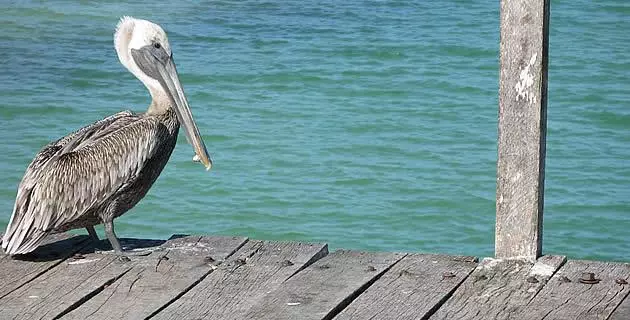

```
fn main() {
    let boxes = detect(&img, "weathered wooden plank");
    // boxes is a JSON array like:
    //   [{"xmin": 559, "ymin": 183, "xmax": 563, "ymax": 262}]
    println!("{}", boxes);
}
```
[
  {"xmin": 335, "ymin": 254, "xmax": 478, "ymax": 320},
  {"xmin": 512, "ymin": 259, "xmax": 630, "ymax": 320},
  {"xmin": 242, "ymin": 250, "xmax": 405, "ymax": 320},
  {"xmin": 0, "ymin": 250, "xmax": 134, "ymax": 319},
  {"xmin": 0, "ymin": 233, "xmax": 89, "ymax": 298},
  {"xmin": 63, "ymin": 235, "xmax": 248, "ymax": 320},
  {"xmin": 431, "ymin": 255, "xmax": 566, "ymax": 319},
  {"xmin": 495, "ymin": 0, "xmax": 551, "ymax": 259},
  {"xmin": 152, "ymin": 240, "xmax": 329, "ymax": 320},
  {"xmin": 609, "ymin": 290, "xmax": 630, "ymax": 320}
]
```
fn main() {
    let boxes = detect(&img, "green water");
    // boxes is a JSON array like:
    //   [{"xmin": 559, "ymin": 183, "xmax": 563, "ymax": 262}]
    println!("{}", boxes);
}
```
[{"xmin": 0, "ymin": 1, "xmax": 628, "ymax": 262}]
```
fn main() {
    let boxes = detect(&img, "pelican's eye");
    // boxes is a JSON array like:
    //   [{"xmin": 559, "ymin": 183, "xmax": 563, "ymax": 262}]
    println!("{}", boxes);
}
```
[{"xmin": 153, "ymin": 42, "xmax": 161, "ymax": 49}]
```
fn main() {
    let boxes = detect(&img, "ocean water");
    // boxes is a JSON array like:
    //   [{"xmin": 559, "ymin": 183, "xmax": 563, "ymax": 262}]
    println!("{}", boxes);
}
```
[{"xmin": 0, "ymin": 0, "xmax": 628, "ymax": 262}]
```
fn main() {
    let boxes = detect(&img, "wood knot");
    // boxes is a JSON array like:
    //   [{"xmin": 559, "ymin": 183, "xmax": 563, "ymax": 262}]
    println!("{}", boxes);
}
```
[
  {"xmin": 474, "ymin": 274, "xmax": 487, "ymax": 282},
  {"xmin": 399, "ymin": 269, "xmax": 414, "ymax": 277},
  {"xmin": 442, "ymin": 272, "xmax": 456, "ymax": 279},
  {"xmin": 366, "ymin": 265, "xmax": 376, "ymax": 272},
  {"xmin": 280, "ymin": 260, "xmax": 294, "ymax": 267}
]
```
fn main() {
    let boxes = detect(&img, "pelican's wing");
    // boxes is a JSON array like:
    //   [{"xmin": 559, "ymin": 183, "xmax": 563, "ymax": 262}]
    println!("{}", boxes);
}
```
[
  {"xmin": 52, "ymin": 111, "xmax": 134, "ymax": 148},
  {"xmin": 2, "ymin": 112, "xmax": 167, "ymax": 255},
  {"xmin": 20, "ymin": 111, "xmax": 134, "ymax": 179}
]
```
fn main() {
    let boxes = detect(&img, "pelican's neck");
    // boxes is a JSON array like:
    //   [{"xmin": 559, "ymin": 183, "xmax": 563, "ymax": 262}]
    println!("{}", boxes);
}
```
[{"xmin": 146, "ymin": 86, "xmax": 172, "ymax": 115}]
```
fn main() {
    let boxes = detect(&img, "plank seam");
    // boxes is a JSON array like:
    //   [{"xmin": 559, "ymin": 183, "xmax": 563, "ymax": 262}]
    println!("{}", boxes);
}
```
[
  {"xmin": 527, "ymin": 257, "xmax": 569, "ymax": 305},
  {"xmin": 0, "ymin": 235, "xmax": 91, "ymax": 300},
  {"xmin": 283, "ymin": 243, "xmax": 330, "ymax": 283},
  {"xmin": 143, "ymin": 238, "xmax": 251, "ymax": 320},
  {"xmin": 142, "ymin": 263, "xmax": 217, "ymax": 319},
  {"xmin": 51, "ymin": 266, "xmax": 133, "ymax": 319},
  {"xmin": 320, "ymin": 253, "xmax": 408, "ymax": 320},
  {"xmin": 605, "ymin": 285, "xmax": 630, "ymax": 320},
  {"xmin": 419, "ymin": 260, "xmax": 478, "ymax": 320},
  {"xmin": 83, "ymin": 267, "xmax": 137, "ymax": 319},
  {"xmin": 225, "ymin": 237, "xmax": 250, "ymax": 259},
  {"xmin": 522, "ymin": 256, "xmax": 568, "ymax": 306}
]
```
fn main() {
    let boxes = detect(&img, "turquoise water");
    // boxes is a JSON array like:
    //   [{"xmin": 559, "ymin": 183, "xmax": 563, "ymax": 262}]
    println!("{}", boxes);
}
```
[{"xmin": 0, "ymin": 1, "xmax": 628, "ymax": 262}]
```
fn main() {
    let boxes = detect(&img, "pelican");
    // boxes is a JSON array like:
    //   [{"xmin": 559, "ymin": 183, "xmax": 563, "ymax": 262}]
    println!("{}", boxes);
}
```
[{"xmin": 1, "ymin": 17, "xmax": 212, "ymax": 256}]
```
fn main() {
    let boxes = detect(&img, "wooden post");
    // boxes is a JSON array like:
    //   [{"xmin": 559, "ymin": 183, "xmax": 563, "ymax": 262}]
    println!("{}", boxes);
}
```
[{"xmin": 495, "ymin": 0, "xmax": 550, "ymax": 260}]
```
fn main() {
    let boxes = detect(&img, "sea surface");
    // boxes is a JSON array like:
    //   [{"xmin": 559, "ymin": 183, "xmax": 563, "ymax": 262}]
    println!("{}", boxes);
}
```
[{"xmin": 0, "ymin": 0, "xmax": 628, "ymax": 262}]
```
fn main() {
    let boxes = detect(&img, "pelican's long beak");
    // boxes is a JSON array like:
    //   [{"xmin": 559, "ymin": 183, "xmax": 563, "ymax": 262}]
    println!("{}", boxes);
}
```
[
  {"xmin": 132, "ymin": 46, "xmax": 212, "ymax": 170},
  {"xmin": 157, "ymin": 57, "xmax": 212, "ymax": 170}
]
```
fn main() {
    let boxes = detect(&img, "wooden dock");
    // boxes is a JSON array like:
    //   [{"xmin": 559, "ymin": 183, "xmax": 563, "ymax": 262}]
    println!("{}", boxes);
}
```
[
  {"xmin": 1, "ymin": 233, "xmax": 628, "ymax": 320},
  {"xmin": 2, "ymin": 0, "xmax": 627, "ymax": 319}
]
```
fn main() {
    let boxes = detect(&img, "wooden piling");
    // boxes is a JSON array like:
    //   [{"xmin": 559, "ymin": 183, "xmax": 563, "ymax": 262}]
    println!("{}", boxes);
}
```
[{"xmin": 495, "ymin": 0, "xmax": 551, "ymax": 259}]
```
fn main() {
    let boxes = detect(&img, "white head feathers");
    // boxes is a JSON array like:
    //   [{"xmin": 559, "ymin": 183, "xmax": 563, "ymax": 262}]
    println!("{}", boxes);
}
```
[{"xmin": 114, "ymin": 16, "xmax": 172, "ymax": 96}]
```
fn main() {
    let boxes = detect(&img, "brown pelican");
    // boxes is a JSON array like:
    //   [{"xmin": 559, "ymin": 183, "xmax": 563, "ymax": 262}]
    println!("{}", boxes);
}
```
[{"xmin": 1, "ymin": 17, "xmax": 212, "ymax": 256}]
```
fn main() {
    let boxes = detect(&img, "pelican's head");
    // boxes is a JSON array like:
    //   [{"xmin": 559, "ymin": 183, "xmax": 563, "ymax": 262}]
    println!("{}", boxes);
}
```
[{"xmin": 114, "ymin": 16, "xmax": 212, "ymax": 170}]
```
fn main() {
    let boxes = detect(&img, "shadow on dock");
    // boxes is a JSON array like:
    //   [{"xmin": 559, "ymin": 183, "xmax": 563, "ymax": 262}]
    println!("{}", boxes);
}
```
[{"xmin": 4, "ymin": 233, "xmax": 167, "ymax": 262}]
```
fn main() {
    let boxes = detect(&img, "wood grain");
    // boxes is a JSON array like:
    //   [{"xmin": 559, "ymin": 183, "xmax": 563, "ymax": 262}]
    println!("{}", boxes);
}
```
[
  {"xmin": 513, "ymin": 259, "xmax": 630, "ymax": 319},
  {"xmin": 243, "ymin": 249, "xmax": 405, "ymax": 320},
  {"xmin": 2, "ymin": 234, "xmax": 626, "ymax": 320},
  {"xmin": 0, "ymin": 252, "xmax": 133, "ymax": 320},
  {"xmin": 335, "ymin": 254, "xmax": 478, "ymax": 320},
  {"xmin": 0, "ymin": 233, "xmax": 89, "ymax": 298},
  {"xmin": 63, "ymin": 235, "xmax": 248, "ymax": 320},
  {"xmin": 609, "ymin": 291, "xmax": 630, "ymax": 320},
  {"xmin": 431, "ymin": 255, "xmax": 565, "ymax": 319},
  {"xmin": 152, "ymin": 240, "xmax": 329, "ymax": 320},
  {"xmin": 495, "ymin": 0, "xmax": 551, "ymax": 259}
]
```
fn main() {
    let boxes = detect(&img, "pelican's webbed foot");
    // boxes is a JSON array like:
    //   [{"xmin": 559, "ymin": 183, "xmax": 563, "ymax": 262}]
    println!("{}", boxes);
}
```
[{"xmin": 95, "ymin": 221, "xmax": 155, "ymax": 260}]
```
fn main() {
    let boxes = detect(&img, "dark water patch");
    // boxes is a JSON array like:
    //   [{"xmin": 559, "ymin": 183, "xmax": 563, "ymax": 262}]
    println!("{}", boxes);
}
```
[
  {"xmin": 442, "ymin": 45, "xmax": 496, "ymax": 58},
  {"xmin": 0, "ymin": 104, "xmax": 76, "ymax": 119},
  {"xmin": 581, "ymin": 109, "xmax": 630, "ymax": 130},
  {"xmin": 598, "ymin": 3, "xmax": 630, "ymax": 15}
]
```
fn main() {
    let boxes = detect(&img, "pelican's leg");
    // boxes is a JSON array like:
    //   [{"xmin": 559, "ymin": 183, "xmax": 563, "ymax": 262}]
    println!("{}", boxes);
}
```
[
  {"xmin": 104, "ymin": 221, "xmax": 123, "ymax": 253},
  {"xmin": 97, "ymin": 220, "xmax": 153, "ymax": 258},
  {"xmin": 86, "ymin": 226, "xmax": 99, "ymax": 242}
]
